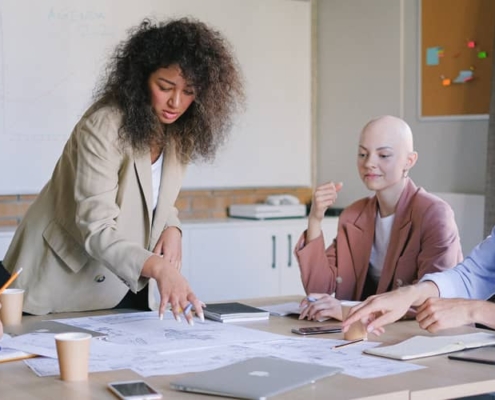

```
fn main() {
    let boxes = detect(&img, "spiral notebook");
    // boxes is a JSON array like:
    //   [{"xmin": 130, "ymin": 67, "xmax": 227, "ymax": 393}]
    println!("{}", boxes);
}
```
[
  {"xmin": 203, "ymin": 302, "xmax": 270, "ymax": 323},
  {"xmin": 364, "ymin": 332, "xmax": 495, "ymax": 361}
]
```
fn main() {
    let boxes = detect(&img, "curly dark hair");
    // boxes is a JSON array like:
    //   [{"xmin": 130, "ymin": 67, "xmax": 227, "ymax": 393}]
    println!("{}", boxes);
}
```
[{"xmin": 93, "ymin": 18, "xmax": 245, "ymax": 163}]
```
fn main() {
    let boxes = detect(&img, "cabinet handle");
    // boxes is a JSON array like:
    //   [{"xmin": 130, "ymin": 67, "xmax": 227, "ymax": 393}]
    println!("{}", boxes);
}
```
[
  {"xmin": 288, "ymin": 234, "xmax": 292, "ymax": 267},
  {"xmin": 271, "ymin": 235, "xmax": 276, "ymax": 269}
]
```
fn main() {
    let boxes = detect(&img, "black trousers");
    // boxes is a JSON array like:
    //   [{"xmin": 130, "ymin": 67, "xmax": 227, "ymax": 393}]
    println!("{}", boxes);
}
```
[
  {"xmin": 114, "ymin": 286, "xmax": 150, "ymax": 311},
  {"xmin": 0, "ymin": 260, "xmax": 10, "ymax": 287}
]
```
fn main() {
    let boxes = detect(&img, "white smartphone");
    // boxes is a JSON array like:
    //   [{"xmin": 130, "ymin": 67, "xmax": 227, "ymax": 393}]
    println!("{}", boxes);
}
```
[
  {"xmin": 108, "ymin": 380, "xmax": 162, "ymax": 400},
  {"xmin": 291, "ymin": 326, "xmax": 341, "ymax": 335}
]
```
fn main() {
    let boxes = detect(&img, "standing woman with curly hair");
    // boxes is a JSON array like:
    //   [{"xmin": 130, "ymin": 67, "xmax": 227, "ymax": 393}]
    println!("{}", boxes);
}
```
[{"xmin": 1, "ymin": 18, "xmax": 244, "ymax": 324}]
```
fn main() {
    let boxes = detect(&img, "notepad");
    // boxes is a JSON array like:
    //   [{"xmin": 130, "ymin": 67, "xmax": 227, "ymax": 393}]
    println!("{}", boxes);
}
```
[
  {"xmin": 203, "ymin": 302, "xmax": 270, "ymax": 323},
  {"xmin": 364, "ymin": 332, "xmax": 495, "ymax": 361},
  {"xmin": 258, "ymin": 302, "xmax": 330, "ymax": 322},
  {"xmin": 258, "ymin": 302, "xmax": 302, "ymax": 317}
]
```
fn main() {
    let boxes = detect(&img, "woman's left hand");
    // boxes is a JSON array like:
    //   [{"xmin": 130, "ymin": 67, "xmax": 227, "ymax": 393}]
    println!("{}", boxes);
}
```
[
  {"xmin": 299, "ymin": 293, "xmax": 343, "ymax": 321},
  {"xmin": 153, "ymin": 227, "xmax": 182, "ymax": 270}
]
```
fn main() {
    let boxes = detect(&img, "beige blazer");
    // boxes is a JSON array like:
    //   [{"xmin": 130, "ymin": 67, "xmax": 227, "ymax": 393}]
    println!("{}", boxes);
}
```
[
  {"xmin": 295, "ymin": 179, "xmax": 463, "ymax": 301},
  {"xmin": 4, "ymin": 105, "xmax": 186, "ymax": 314}
]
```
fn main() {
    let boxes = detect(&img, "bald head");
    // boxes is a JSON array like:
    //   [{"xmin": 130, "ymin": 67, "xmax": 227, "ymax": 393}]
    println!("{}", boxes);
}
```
[
  {"xmin": 357, "ymin": 115, "xmax": 418, "ymax": 186},
  {"xmin": 360, "ymin": 115, "xmax": 414, "ymax": 153}
]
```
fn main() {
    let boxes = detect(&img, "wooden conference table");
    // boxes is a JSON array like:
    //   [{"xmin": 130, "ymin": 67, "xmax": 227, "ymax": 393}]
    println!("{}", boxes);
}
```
[{"xmin": 1, "ymin": 295, "xmax": 495, "ymax": 400}]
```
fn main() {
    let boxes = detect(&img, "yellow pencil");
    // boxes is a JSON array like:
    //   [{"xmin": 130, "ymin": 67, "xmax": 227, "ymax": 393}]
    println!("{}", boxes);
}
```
[{"xmin": 0, "ymin": 267, "xmax": 23, "ymax": 295}]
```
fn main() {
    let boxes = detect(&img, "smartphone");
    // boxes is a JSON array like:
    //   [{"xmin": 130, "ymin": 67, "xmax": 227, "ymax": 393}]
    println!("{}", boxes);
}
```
[
  {"xmin": 291, "ymin": 326, "xmax": 341, "ymax": 335},
  {"xmin": 108, "ymin": 380, "xmax": 163, "ymax": 400}
]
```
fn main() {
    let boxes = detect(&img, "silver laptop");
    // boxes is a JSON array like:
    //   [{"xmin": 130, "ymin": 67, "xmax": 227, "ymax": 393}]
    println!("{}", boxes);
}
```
[
  {"xmin": 170, "ymin": 357, "xmax": 342, "ymax": 400},
  {"xmin": 5, "ymin": 320, "xmax": 106, "ymax": 337}
]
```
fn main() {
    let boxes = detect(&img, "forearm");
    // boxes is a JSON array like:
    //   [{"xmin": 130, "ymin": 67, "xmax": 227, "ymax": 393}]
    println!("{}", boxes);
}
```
[
  {"xmin": 295, "ymin": 234, "xmax": 337, "ymax": 294},
  {"xmin": 306, "ymin": 216, "xmax": 323, "ymax": 242},
  {"xmin": 471, "ymin": 301, "xmax": 495, "ymax": 329},
  {"xmin": 141, "ymin": 254, "xmax": 167, "ymax": 279},
  {"xmin": 408, "ymin": 281, "xmax": 440, "ymax": 307}
]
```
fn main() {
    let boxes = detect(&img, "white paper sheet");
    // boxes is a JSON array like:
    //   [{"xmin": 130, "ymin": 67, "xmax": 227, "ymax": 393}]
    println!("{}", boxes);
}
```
[{"xmin": 5, "ymin": 311, "xmax": 424, "ymax": 379}]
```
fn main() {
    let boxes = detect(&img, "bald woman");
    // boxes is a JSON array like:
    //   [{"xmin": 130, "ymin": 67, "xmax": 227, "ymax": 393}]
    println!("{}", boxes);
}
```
[{"xmin": 296, "ymin": 116, "xmax": 463, "ymax": 322}]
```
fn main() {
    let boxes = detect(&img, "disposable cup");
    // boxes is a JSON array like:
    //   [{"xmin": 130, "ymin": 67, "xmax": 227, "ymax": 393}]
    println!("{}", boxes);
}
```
[
  {"xmin": 341, "ymin": 301, "xmax": 367, "ymax": 341},
  {"xmin": 54, "ymin": 332, "xmax": 92, "ymax": 381},
  {"xmin": 0, "ymin": 288, "xmax": 24, "ymax": 326}
]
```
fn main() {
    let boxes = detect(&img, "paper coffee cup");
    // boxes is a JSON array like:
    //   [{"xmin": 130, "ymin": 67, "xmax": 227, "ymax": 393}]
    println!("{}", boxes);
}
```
[
  {"xmin": 341, "ymin": 301, "xmax": 367, "ymax": 341},
  {"xmin": 55, "ymin": 332, "xmax": 92, "ymax": 381},
  {"xmin": 0, "ymin": 288, "xmax": 24, "ymax": 326}
]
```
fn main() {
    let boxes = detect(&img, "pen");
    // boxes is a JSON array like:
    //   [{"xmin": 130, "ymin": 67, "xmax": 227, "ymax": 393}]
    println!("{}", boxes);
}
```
[
  {"xmin": 0, "ymin": 268, "xmax": 23, "ymax": 296},
  {"xmin": 332, "ymin": 338, "xmax": 365, "ymax": 349},
  {"xmin": 301, "ymin": 296, "xmax": 317, "ymax": 311},
  {"xmin": 183, "ymin": 303, "xmax": 193, "ymax": 315}
]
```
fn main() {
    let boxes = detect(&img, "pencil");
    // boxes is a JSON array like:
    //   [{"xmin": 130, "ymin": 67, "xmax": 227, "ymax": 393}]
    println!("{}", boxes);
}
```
[
  {"xmin": 0, "ymin": 267, "xmax": 23, "ymax": 295},
  {"xmin": 332, "ymin": 338, "xmax": 365, "ymax": 349}
]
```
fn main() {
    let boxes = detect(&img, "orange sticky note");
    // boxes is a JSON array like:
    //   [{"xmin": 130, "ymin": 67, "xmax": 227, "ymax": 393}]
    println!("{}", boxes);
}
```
[{"xmin": 442, "ymin": 78, "xmax": 451, "ymax": 86}]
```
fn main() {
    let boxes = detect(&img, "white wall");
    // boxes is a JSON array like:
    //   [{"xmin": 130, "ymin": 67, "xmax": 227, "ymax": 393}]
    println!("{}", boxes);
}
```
[
  {"xmin": 432, "ymin": 193, "xmax": 484, "ymax": 255},
  {"xmin": 317, "ymin": 0, "xmax": 402, "ymax": 205},
  {"xmin": 0, "ymin": 0, "xmax": 312, "ymax": 193},
  {"xmin": 317, "ymin": 0, "xmax": 488, "ymax": 209}
]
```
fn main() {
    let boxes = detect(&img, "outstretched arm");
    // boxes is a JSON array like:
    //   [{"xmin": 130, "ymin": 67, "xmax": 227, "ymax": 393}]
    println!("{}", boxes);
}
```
[
  {"xmin": 342, "ymin": 282, "xmax": 440, "ymax": 334},
  {"xmin": 141, "ymin": 255, "xmax": 204, "ymax": 324}
]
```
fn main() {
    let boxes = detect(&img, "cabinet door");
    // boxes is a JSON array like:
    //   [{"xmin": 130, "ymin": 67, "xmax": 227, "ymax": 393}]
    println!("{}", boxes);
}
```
[
  {"xmin": 184, "ymin": 225, "xmax": 280, "ymax": 302},
  {"xmin": 278, "ymin": 218, "xmax": 338, "ymax": 296},
  {"xmin": 275, "ymin": 221, "xmax": 307, "ymax": 297}
]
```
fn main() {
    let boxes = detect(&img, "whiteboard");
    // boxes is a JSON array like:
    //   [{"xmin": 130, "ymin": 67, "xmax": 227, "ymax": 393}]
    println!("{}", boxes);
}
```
[{"xmin": 0, "ymin": 0, "xmax": 311, "ymax": 194}]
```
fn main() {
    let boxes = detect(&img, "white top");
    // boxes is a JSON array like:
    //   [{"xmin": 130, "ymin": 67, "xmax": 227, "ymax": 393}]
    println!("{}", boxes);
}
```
[
  {"xmin": 369, "ymin": 212, "xmax": 395, "ymax": 282},
  {"xmin": 151, "ymin": 152, "xmax": 163, "ymax": 211}
]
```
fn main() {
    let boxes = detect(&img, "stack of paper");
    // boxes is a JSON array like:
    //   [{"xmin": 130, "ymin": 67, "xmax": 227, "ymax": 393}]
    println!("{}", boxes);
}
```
[{"xmin": 204, "ymin": 302, "xmax": 270, "ymax": 323}]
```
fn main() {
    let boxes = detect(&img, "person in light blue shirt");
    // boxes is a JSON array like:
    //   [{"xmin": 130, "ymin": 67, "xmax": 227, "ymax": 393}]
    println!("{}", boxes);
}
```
[{"xmin": 342, "ymin": 226, "xmax": 495, "ymax": 334}]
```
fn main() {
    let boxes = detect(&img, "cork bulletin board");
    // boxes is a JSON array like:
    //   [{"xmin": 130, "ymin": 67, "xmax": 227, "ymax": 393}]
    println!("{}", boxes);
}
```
[{"xmin": 420, "ymin": 0, "xmax": 495, "ymax": 119}]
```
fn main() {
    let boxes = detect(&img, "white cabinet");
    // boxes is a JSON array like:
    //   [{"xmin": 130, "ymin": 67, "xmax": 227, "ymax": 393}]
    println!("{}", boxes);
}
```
[{"xmin": 180, "ymin": 218, "xmax": 339, "ymax": 302}]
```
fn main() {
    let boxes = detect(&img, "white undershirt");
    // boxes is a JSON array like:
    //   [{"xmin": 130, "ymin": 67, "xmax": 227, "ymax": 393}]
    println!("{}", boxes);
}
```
[
  {"xmin": 151, "ymin": 152, "xmax": 163, "ymax": 211},
  {"xmin": 369, "ymin": 212, "xmax": 395, "ymax": 283}
]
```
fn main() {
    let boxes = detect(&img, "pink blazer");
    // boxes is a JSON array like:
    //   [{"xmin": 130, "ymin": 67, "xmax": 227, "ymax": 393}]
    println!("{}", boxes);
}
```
[{"xmin": 295, "ymin": 179, "xmax": 463, "ymax": 300}]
